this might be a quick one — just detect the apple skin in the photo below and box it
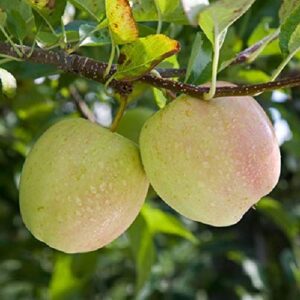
[117,107,154,144]
[19,118,149,253]
[139,90,281,226]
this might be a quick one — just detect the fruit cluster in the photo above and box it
[19,88,281,253]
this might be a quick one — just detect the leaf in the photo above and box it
[198,0,256,46]
[152,87,167,109]
[181,0,209,25]
[280,4,300,56]
[185,32,212,84]
[127,214,155,292]
[1,0,34,41]
[115,34,180,81]
[279,0,300,23]
[132,0,188,23]
[141,204,198,243]
[29,0,66,27]
[79,24,111,47]
[27,0,55,11]
[69,0,105,21]
[247,17,280,57]
[154,0,179,15]
[105,0,139,45]
[0,68,17,98]
[0,9,6,26]
[288,24,300,54]
[256,197,298,240]
[49,254,84,300]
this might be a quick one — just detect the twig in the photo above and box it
[0,41,299,100]
[70,86,96,122]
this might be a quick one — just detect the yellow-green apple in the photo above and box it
[20,118,149,253]
[140,85,280,226]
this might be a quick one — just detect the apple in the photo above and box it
[139,85,281,226]
[19,118,149,253]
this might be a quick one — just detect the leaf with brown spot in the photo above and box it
[27,0,55,12]
[106,0,139,45]
[115,34,180,81]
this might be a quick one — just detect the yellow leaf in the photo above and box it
[106,0,139,44]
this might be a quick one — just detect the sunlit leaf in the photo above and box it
[50,254,84,300]
[105,0,139,45]
[115,34,180,81]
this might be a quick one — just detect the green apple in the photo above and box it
[20,118,149,253]
[140,87,281,226]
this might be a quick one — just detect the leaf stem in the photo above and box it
[104,30,116,79]
[154,0,163,34]
[204,28,220,100]
[0,27,23,57]
[271,49,299,81]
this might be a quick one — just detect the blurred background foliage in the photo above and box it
[0,0,300,299]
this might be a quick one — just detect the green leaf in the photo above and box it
[105,0,139,45]
[279,0,300,23]
[235,69,270,84]
[127,214,155,291]
[198,0,256,47]
[0,68,17,98]
[115,34,180,81]
[132,0,188,23]
[50,254,84,300]
[152,87,167,109]
[247,17,280,58]
[79,24,111,47]
[280,4,300,56]
[7,10,28,41]
[30,0,66,27]
[154,0,179,15]
[256,198,299,240]
[0,9,6,26]
[1,0,34,41]
[288,24,300,54]
[181,0,209,25]
[141,204,198,243]
[71,252,99,279]
[185,32,212,84]
[69,0,105,21]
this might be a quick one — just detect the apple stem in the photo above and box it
[110,96,128,132]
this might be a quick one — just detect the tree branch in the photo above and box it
[0,41,299,100]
